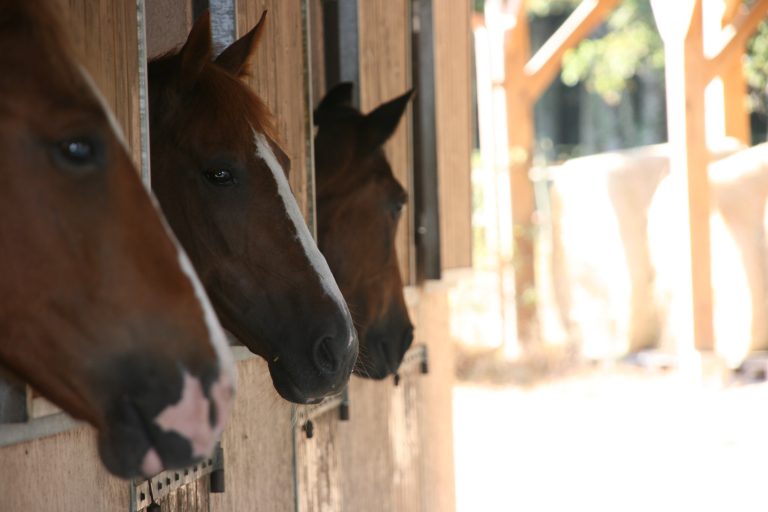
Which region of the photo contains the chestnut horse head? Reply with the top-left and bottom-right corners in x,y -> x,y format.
148,12 -> 357,403
314,83 -> 414,379
0,0 -> 235,478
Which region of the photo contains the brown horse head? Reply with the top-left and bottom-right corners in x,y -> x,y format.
314,83 -> 414,379
0,1 -> 235,478
148,12 -> 357,403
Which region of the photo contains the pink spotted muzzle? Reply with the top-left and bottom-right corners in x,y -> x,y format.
97,359 -> 235,479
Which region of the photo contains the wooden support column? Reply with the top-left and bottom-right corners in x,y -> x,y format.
501,0 -> 617,348
652,0 -> 714,351
503,1 -> 537,347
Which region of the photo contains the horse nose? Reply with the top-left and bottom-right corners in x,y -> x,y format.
312,336 -> 342,375
147,370 -> 234,473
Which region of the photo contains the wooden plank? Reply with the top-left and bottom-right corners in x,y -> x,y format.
434,0 -> 472,270
209,358 -> 295,512
0,425 -> 128,511
525,0 -> 621,100
719,0 -> 751,144
652,0 -> 714,350
504,2 -> 538,346
235,0 -> 314,219
296,412 -> 343,511
310,0 -> 327,101
60,0 -> 143,170
358,0 -> 413,284
145,0 -> 193,58
706,0 -> 768,78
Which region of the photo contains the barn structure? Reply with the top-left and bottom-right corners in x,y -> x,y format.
474,0 -> 768,371
0,0 -> 472,510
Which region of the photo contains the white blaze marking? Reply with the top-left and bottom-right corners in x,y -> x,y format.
252,130 -> 355,346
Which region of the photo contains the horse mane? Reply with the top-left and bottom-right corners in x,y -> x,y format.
148,50 -> 278,144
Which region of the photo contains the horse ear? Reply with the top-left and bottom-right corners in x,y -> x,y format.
362,89 -> 414,150
214,10 -> 267,77
180,10 -> 213,85
314,82 -> 354,124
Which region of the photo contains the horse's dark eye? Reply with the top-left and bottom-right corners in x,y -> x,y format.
391,201 -> 405,218
204,168 -> 236,186
54,138 -> 101,171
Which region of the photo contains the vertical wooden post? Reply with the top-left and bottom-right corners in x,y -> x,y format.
652,0 -> 714,351
718,0 -> 750,144
504,0 -> 538,347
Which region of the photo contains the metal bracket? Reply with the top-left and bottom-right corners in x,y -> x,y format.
295,386 -> 349,439
131,444 -> 224,511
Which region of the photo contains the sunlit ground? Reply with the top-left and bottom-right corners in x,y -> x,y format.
453,365 -> 768,512
452,158 -> 768,512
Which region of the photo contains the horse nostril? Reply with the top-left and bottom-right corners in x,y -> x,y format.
313,336 -> 341,375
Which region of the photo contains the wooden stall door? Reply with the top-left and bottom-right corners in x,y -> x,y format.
236,0 -> 316,220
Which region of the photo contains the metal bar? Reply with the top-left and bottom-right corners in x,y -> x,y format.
411,0 -> 441,282
209,0 -> 237,55
131,444 -> 224,511
0,412 -> 82,448
321,0 -> 360,106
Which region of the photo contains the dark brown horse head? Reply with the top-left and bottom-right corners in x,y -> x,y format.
148,12 -> 357,403
314,83 -> 414,379
0,0 -> 235,478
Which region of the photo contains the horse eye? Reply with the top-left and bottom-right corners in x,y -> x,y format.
391,201 -> 405,218
204,168 -> 236,186
54,138 -> 101,171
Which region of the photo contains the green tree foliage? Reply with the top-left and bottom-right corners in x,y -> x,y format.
746,21 -> 768,114
556,0 -> 664,106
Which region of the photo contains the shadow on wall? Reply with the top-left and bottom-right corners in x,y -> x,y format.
547,139 -> 768,365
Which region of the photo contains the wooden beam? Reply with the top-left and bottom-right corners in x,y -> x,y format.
524,0 -> 620,100
719,0 -> 751,143
504,2 -> 538,347
722,0 -> 744,26
706,0 -> 768,79
652,0 -> 714,351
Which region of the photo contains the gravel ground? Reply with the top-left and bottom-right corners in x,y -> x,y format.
453,366 -> 768,512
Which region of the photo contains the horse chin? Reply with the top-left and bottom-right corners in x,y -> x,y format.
265,360 -> 318,404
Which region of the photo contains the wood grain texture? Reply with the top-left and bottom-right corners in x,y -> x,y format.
434,0 -> 473,270
209,357 -> 295,512
0,425 -> 128,511
157,475 -> 210,511
358,0 -> 413,283
296,412 -> 343,511
59,0 -> 143,170
145,0 -> 193,58
310,0 -> 326,103
236,0 -> 314,219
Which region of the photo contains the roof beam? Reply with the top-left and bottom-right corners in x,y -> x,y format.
524,0 -> 620,100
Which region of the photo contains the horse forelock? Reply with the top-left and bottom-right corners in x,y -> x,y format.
149,52 -> 278,147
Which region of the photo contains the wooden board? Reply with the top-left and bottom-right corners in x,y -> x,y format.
60,0 -> 143,170
434,0 -> 473,270
296,411 -> 343,511
0,425 -> 128,511
210,357 -> 295,512
145,0 -> 193,58
358,0 -> 413,283
236,0 -> 315,220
